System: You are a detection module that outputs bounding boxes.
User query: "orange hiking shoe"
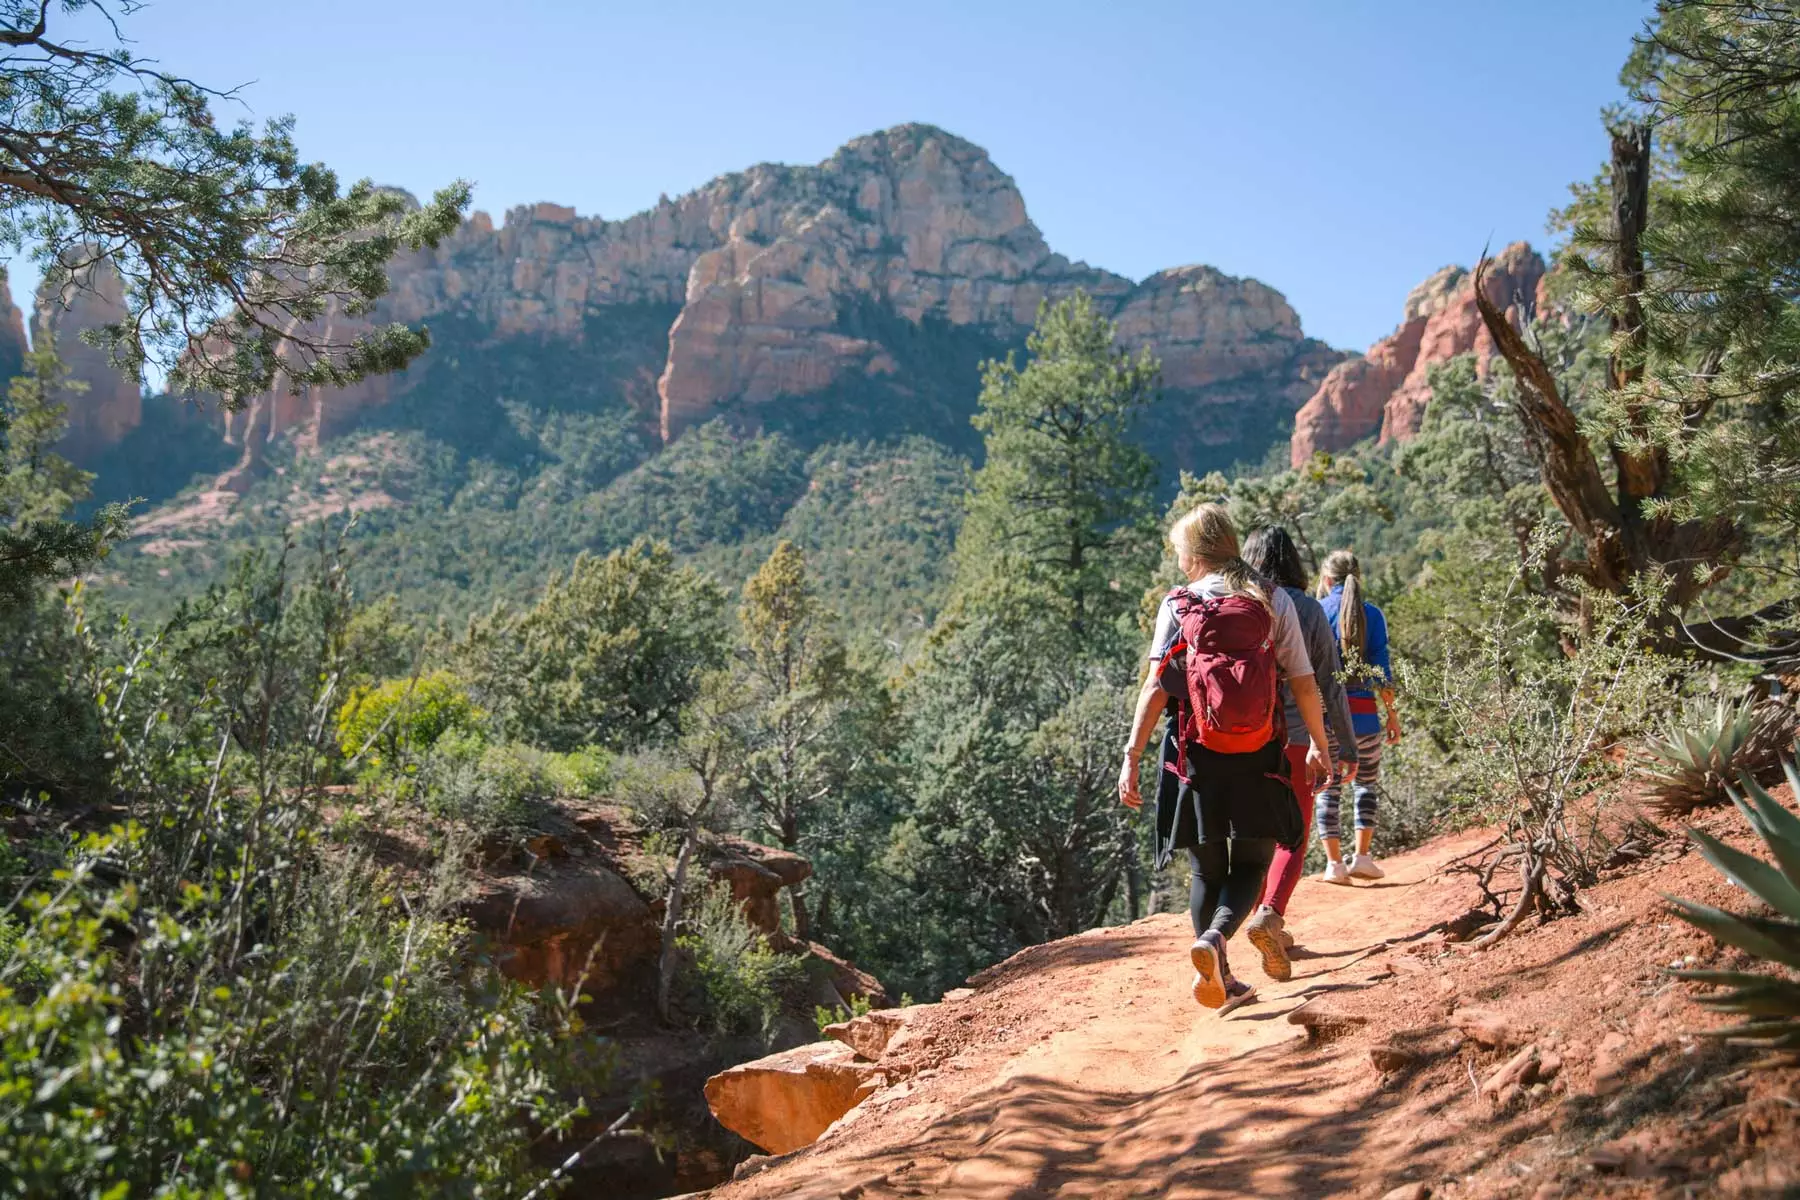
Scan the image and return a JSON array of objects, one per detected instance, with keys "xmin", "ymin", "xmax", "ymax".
[
  {"xmin": 1190, "ymin": 930, "xmax": 1227, "ymax": 1008},
  {"xmin": 1244, "ymin": 905, "xmax": 1292, "ymax": 982}
]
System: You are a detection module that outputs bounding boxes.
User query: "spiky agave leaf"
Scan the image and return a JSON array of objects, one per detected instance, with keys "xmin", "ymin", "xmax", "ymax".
[
  {"xmin": 1668, "ymin": 752, "xmax": 1800, "ymax": 1049},
  {"xmin": 1641, "ymin": 700, "xmax": 1797, "ymax": 816}
]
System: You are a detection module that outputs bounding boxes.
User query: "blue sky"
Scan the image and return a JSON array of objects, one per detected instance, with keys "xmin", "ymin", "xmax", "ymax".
[{"xmin": 17, "ymin": 0, "xmax": 1649, "ymax": 352}]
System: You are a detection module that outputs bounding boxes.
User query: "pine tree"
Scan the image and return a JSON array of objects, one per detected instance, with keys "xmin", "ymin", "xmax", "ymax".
[{"xmin": 955, "ymin": 291, "xmax": 1161, "ymax": 637}]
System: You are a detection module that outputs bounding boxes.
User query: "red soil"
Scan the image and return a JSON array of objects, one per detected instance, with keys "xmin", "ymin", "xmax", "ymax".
[{"xmin": 703, "ymin": 789, "xmax": 1800, "ymax": 1199}]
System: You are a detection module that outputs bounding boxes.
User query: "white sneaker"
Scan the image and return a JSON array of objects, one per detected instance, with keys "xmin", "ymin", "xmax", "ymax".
[
  {"xmin": 1349, "ymin": 853, "xmax": 1386, "ymax": 880},
  {"xmin": 1321, "ymin": 859, "xmax": 1353, "ymax": 885}
]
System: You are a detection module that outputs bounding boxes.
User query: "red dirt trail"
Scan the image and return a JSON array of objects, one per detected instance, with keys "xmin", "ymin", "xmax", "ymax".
[{"xmin": 704, "ymin": 806, "xmax": 1800, "ymax": 1200}]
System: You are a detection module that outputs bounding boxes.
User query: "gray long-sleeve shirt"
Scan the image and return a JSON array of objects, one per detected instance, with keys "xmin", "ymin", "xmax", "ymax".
[{"xmin": 1281, "ymin": 585, "xmax": 1359, "ymax": 754}]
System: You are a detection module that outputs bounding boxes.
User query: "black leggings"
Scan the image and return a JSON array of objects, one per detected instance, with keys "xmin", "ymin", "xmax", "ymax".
[{"xmin": 1188, "ymin": 838, "xmax": 1277, "ymax": 940}]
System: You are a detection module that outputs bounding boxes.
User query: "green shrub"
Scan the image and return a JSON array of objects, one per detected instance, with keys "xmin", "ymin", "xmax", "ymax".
[
  {"xmin": 414, "ymin": 739, "xmax": 609, "ymax": 834},
  {"xmin": 677, "ymin": 883, "xmax": 803, "ymax": 1041},
  {"xmin": 1641, "ymin": 697, "xmax": 1799, "ymax": 816},
  {"xmin": 334, "ymin": 670, "xmax": 485, "ymax": 773},
  {"xmin": 814, "ymin": 991, "xmax": 873, "ymax": 1036},
  {"xmin": 1670, "ymin": 751, "xmax": 1800, "ymax": 1051},
  {"xmin": 0, "ymin": 543, "xmax": 586, "ymax": 1195}
]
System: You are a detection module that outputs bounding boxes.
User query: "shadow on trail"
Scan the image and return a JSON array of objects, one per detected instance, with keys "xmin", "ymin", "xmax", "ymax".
[{"xmin": 824, "ymin": 1037, "xmax": 1453, "ymax": 1199}]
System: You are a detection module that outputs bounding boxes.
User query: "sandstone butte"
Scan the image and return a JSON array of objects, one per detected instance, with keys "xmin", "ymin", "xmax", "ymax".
[
  {"xmin": 36, "ymin": 124, "xmax": 1343, "ymax": 489},
  {"xmin": 1287, "ymin": 241, "xmax": 1547, "ymax": 467}
]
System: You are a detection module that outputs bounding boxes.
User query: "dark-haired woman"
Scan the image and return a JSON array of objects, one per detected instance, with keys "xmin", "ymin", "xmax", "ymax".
[
  {"xmin": 1316, "ymin": 549, "xmax": 1402, "ymax": 883},
  {"xmin": 1238, "ymin": 527, "xmax": 1359, "ymax": 981}
]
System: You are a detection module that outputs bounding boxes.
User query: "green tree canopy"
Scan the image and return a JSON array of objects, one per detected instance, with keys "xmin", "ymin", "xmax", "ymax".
[
  {"xmin": 454, "ymin": 537, "xmax": 726, "ymax": 752},
  {"xmin": 954, "ymin": 291, "xmax": 1161, "ymax": 636},
  {"xmin": 0, "ymin": 1, "xmax": 468, "ymax": 400}
]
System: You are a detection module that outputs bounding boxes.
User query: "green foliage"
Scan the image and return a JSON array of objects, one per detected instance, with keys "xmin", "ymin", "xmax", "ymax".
[
  {"xmin": 1193, "ymin": 451, "xmax": 1391, "ymax": 576},
  {"xmin": 676, "ymin": 883, "xmax": 803, "ymax": 1041},
  {"xmin": 1, "ymin": 345, "xmax": 129, "ymax": 614},
  {"xmin": 1670, "ymin": 753, "xmax": 1800, "ymax": 1051},
  {"xmin": 454, "ymin": 537, "xmax": 726, "ymax": 753},
  {"xmin": 0, "ymin": 3, "xmax": 469, "ymax": 398},
  {"xmin": 1426, "ymin": 567, "xmax": 1680, "ymax": 931},
  {"xmin": 813, "ymin": 992, "xmax": 874, "ymax": 1037},
  {"xmin": 1556, "ymin": 0, "xmax": 1800, "ymax": 594},
  {"xmin": 956, "ymin": 291, "xmax": 1161, "ymax": 636},
  {"xmin": 0, "ymin": 536, "xmax": 582, "ymax": 1195},
  {"xmin": 1641, "ymin": 697, "xmax": 1800, "ymax": 816},
  {"xmin": 414, "ymin": 736, "xmax": 609, "ymax": 833},
  {"xmin": 334, "ymin": 670, "xmax": 485, "ymax": 773}
]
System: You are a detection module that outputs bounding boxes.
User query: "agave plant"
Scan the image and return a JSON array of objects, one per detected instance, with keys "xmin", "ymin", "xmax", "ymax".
[
  {"xmin": 1641, "ymin": 697, "xmax": 1799, "ymax": 816},
  {"xmin": 1668, "ymin": 751, "xmax": 1800, "ymax": 1052}
]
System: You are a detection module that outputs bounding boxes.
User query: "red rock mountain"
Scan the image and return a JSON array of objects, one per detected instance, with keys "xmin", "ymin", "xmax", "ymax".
[
  {"xmin": 48, "ymin": 125, "xmax": 1343, "ymax": 483},
  {"xmin": 30, "ymin": 255, "xmax": 141, "ymax": 464},
  {"xmin": 1288, "ymin": 241, "xmax": 1545, "ymax": 467}
]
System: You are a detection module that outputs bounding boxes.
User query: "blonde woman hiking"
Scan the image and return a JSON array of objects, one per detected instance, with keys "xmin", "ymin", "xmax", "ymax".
[
  {"xmin": 1315, "ymin": 549, "xmax": 1403, "ymax": 883},
  {"xmin": 1118, "ymin": 504, "xmax": 1334, "ymax": 1014}
]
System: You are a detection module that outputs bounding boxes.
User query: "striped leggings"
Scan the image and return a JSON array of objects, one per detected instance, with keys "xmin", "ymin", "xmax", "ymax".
[{"xmin": 1316, "ymin": 731, "xmax": 1384, "ymax": 839}]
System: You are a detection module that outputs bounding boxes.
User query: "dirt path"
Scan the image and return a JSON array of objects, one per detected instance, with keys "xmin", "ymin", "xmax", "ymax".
[{"xmin": 710, "ymin": 829, "xmax": 1499, "ymax": 1199}]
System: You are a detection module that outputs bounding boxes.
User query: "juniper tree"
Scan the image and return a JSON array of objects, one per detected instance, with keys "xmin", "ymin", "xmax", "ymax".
[
  {"xmin": 0, "ymin": 0, "xmax": 467, "ymax": 603},
  {"xmin": 1488, "ymin": 0, "xmax": 1800, "ymax": 646}
]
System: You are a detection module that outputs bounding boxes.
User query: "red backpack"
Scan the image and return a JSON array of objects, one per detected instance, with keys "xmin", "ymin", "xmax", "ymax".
[{"xmin": 1157, "ymin": 587, "xmax": 1281, "ymax": 755}]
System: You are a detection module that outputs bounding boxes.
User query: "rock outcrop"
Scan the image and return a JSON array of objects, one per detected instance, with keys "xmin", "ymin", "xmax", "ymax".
[
  {"xmin": 709, "ymin": 835, "xmax": 813, "ymax": 937},
  {"xmin": 0, "ymin": 269, "xmax": 27, "ymax": 389},
  {"xmin": 56, "ymin": 124, "xmax": 1344, "ymax": 483},
  {"xmin": 1289, "ymin": 242, "xmax": 1544, "ymax": 466},
  {"xmin": 32, "ymin": 255, "xmax": 141, "ymax": 465},
  {"xmin": 703, "ymin": 1040, "xmax": 888, "ymax": 1155},
  {"xmin": 464, "ymin": 856, "xmax": 662, "ymax": 992}
]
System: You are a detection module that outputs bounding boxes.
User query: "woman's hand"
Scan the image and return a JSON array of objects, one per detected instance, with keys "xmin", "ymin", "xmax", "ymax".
[
  {"xmin": 1385, "ymin": 712, "xmax": 1403, "ymax": 745},
  {"xmin": 1336, "ymin": 759, "xmax": 1359, "ymax": 787},
  {"xmin": 1305, "ymin": 739, "xmax": 1328, "ymax": 784},
  {"xmin": 1118, "ymin": 752, "xmax": 1143, "ymax": 809}
]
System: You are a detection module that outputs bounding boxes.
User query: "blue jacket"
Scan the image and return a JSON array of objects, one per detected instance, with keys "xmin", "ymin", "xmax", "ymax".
[{"xmin": 1320, "ymin": 586, "xmax": 1391, "ymax": 738}]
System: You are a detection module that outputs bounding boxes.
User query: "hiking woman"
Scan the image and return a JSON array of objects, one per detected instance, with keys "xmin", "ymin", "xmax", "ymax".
[
  {"xmin": 1237, "ymin": 526, "xmax": 1359, "ymax": 981},
  {"xmin": 1315, "ymin": 549, "xmax": 1402, "ymax": 883},
  {"xmin": 1117, "ymin": 504, "xmax": 1334, "ymax": 1014}
]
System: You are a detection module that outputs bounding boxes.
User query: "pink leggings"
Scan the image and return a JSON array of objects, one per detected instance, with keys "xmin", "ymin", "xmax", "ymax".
[{"xmin": 1261, "ymin": 744, "xmax": 1315, "ymax": 915}]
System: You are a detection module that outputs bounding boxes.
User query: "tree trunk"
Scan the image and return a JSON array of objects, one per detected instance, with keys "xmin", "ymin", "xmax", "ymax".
[
  {"xmin": 656, "ymin": 814, "xmax": 702, "ymax": 1024},
  {"xmin": 788, "ymin": 887, "xmax": 811, "ymax": 942},
  {"xmin": 1607, "ymin": 123, "xmax": 1669, "ymax": 512}
]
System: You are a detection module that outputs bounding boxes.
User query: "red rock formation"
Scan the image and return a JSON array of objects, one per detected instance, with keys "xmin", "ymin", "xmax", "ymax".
[
  {"xmin": 1290, "ymin": 243, "xmax": 1544, "ymax": 466},
  {"xmin": 195, "ymin": 124, "xmax": 1337, "ymax": 480},
  {"xmin": 704, "ymin": 1041, "xmax": 888, "ymax": 1155},
  {"xmin": 0, "ymin": 269, "xmax": 28, "ymax": 386},
  {"xmin": 33, "ymin": 255, "xmax": 142, "ymax": 466}
]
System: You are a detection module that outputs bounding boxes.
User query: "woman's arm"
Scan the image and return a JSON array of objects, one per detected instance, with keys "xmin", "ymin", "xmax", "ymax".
[
  {"xmin": 1118, "ymin": 669, "xmax": 1168, "ymax": 809},
  {"xmin": 1381, "ymin": 687, "xmax": 1403, "ymax": 744},
  {"xmin": 1289, "ymin": 673, "xmax": 1331, "ymax": 781}
]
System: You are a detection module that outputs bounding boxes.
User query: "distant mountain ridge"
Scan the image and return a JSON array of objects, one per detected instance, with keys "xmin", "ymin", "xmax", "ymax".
[{"xmin": 40, "ymin": 123, "xmax": 1344, "ymax": 488}]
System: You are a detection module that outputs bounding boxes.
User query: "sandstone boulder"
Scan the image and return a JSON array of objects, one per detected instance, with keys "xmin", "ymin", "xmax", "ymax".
[
  {"xmin": 707, "ymin": 836, "xmax": 812, "ymax": 936},
  {"xmin": 703, "ymin": 1041, "xmax": 886, "ymax": 1155},
  {"xmin": 822, "ymin": 1006, "xmax": 925, "ymax": 1060},
  {"xmin": 463, "ymin": 859, "xmax": 659, "ymax": 993}
]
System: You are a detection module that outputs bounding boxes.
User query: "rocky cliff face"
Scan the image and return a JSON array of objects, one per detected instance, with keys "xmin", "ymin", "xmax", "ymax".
[
  {"xmin": 1288, "ymin": 242, "xmax": 1545, "ymax": 466},
  {"xmin": 0, "ymin": 269, "xmax": 27, "ymax": 390},
  {"xmin": 32, "ymin": 256, "xmax": 142, "ymax": 465},
  {"xmin": 51, "ymin": 124, "xmax": 1340, "ymax": 482}
]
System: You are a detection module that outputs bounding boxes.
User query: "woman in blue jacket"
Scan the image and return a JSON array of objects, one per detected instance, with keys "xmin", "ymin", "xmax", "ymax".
[{"xmin": 1316, "ymin": 549, "xmax": 1403, "ymax": 883}]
